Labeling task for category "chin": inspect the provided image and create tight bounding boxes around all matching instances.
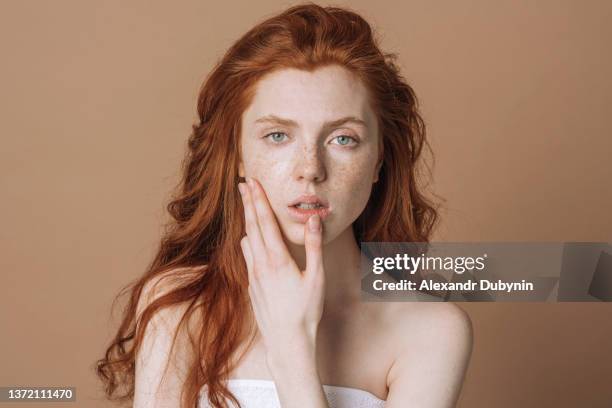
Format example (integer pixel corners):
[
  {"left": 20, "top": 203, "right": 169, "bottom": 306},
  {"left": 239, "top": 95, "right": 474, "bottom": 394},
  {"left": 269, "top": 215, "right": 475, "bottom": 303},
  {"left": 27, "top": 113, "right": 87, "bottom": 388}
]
[
  {"left": 285, "top": 235, "right": 306, "bottom": 246},
  {"left": 283, "top": 225, "right": 307, "bottom": 245}
]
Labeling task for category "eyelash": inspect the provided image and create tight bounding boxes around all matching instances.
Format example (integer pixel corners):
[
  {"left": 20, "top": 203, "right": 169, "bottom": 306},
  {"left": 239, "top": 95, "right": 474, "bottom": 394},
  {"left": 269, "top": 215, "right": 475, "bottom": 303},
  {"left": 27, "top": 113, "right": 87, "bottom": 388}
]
[{"left": 263, "top": 132, "right": 359, "bottom": 147}]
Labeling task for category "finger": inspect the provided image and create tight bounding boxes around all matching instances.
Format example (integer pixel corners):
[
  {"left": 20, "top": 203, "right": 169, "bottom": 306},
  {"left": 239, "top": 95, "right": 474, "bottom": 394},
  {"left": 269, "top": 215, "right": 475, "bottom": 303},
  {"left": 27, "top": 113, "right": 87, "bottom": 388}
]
[
  {"left": 241, "top": 236, "right": 262, "bottom": 301},
  {"left": 247, "top": 177, "right": 293, "bottom": 266},
  {"left": 240, "top": 235, "right": 254, "bottom": 278},
  {"left": 239, "top": 182, "right": 266, "bottom": 260},
  {"left": 304, "top": 214, "right": 324, "bottom": 281}
]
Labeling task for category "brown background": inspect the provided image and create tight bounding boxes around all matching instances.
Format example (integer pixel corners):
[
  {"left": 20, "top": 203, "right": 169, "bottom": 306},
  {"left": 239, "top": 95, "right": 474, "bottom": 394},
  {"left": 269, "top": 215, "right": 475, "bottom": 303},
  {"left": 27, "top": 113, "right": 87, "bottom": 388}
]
[{"left": 1, "top": 0, "right": 610, "bottom": 407}]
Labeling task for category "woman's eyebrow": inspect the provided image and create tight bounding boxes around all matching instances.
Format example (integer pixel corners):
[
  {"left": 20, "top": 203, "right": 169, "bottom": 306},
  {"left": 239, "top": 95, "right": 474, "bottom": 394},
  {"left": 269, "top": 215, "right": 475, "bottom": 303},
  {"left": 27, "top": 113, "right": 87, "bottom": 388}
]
[{"left": 254, "top": 114, "right": 367, "bottom": 129}]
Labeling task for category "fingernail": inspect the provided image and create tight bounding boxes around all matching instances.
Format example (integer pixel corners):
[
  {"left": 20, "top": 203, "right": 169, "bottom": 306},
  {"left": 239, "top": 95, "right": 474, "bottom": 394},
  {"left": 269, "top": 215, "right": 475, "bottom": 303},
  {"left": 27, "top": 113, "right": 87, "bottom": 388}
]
[
  {"left": 308, "top": 215, "right": 321, "bottom": 232},
  {"left": 238, "top": 183, "right": 245, "bottom": 196}
]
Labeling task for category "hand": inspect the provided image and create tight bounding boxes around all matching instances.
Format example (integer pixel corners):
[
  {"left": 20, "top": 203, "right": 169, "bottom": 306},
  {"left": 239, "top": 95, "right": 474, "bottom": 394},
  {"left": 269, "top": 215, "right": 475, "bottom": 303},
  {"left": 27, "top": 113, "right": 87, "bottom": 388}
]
[{"left": 238, "top": 177, "right": 325, "bottom": 353}]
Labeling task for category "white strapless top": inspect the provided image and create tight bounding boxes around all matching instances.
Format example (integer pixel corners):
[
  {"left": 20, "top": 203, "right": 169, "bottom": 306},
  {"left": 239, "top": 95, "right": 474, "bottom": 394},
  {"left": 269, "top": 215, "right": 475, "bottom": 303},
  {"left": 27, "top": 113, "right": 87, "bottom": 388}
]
[{"left": 198, "top": 379, "right": 386, "bottom": 408}]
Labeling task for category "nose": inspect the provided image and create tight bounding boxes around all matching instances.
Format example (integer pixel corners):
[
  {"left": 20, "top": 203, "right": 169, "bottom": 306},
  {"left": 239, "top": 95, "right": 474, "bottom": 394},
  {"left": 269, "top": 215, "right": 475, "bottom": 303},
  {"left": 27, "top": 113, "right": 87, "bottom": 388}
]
[{"left": 293, "top": 143, "right": 326, "bottom": 183}]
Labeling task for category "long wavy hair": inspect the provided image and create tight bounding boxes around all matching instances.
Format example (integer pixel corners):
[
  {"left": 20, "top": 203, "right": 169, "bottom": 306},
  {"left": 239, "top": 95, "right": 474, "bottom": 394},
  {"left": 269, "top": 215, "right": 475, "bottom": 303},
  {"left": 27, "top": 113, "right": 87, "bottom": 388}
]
[{"left": 96, "top": 3, "right": 440, "bottom": 408}]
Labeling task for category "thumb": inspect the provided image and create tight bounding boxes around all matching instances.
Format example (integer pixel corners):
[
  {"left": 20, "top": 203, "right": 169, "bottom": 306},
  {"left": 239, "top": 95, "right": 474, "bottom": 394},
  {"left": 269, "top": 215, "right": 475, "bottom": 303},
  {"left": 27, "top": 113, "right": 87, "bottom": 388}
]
[{"left": 304, "top": 215, "right": 323, "bottom": 280}]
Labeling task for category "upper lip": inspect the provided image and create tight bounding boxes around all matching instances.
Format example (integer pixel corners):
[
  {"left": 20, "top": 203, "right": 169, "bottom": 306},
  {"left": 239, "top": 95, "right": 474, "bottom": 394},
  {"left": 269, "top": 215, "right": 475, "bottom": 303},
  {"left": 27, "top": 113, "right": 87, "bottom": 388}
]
[{"left": 288, "top": 194, "right": 329, "bottom": 207}]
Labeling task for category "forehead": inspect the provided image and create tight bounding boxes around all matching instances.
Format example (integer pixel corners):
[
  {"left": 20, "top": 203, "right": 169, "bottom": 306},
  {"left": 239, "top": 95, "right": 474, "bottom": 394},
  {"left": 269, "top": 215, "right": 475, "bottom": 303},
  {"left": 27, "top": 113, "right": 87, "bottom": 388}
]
[{"left": 242, "top": 65, "right": 376, "bottom": 127}]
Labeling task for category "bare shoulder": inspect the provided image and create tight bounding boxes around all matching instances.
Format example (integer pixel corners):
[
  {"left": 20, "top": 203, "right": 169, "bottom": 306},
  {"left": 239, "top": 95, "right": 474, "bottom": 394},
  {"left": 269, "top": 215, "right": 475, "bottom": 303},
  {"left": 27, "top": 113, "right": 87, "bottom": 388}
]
[
  {"left": 133, "top": 266, "right": 205, "bottom": 408},
  {"left": 136, "top": 266, "right": 205, "bottom": 327},
  {"left": 377, "top": 301, "right": 473, "bottom": 407},
  {"left": 393, "top": 301, "right": 472, "bottom": 343},
  {"left": 137, "top": 266, "right": 204, "bottom": 313},
  {"left": 135, "top": 264, "right": 206, "bottom": 354}
]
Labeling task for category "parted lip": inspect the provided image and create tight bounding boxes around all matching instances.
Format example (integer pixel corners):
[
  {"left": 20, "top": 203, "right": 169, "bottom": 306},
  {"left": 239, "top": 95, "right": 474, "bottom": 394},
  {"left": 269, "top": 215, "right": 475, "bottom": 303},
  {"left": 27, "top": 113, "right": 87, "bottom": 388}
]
[{"left": 288, "top": 194, "right": 329, "bottom": 207}]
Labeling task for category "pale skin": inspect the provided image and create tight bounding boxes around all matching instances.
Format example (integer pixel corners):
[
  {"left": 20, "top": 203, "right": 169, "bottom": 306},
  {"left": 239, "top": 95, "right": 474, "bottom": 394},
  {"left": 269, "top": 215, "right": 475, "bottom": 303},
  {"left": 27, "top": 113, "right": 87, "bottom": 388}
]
[{"left": 133, "top": 65, "right": 472, "bottom": 407}]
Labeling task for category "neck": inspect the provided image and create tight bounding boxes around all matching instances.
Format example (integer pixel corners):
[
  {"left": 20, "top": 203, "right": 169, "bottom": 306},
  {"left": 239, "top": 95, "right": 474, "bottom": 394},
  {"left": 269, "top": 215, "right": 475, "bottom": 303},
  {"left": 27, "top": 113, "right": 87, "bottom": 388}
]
[{"left": 286, "top": 226, "right": 364, "bottom": 315}]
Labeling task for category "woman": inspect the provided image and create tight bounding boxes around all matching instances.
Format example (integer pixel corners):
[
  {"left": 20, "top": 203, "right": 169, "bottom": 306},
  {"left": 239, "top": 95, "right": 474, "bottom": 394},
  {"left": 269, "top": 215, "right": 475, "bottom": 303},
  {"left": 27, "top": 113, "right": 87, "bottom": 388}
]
[{"left": 96, "top": 4, "right": 472, "bottom": 408}]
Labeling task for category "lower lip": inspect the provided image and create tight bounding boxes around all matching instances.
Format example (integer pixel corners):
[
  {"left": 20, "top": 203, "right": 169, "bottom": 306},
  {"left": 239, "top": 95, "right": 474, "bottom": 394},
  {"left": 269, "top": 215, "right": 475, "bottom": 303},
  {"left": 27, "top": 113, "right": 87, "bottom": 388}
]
[{"left": 287, "top": 205, "right": 331, "bottom": 223}]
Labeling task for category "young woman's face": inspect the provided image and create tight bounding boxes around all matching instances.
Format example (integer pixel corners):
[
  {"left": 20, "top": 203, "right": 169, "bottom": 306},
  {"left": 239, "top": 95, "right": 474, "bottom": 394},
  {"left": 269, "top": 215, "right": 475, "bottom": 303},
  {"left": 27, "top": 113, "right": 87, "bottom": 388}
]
[{"left": 239, "top": 65, "right": 380, "bottom": 245}]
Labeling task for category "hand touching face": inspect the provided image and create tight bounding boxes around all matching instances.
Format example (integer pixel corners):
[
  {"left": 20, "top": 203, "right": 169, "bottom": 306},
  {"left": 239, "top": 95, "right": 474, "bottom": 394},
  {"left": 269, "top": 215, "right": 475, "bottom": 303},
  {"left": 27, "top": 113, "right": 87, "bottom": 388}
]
[
  {"left": 238, "top": 177, "right": 325, "bottom": 348},
  {"left": 239, "top": 65, "right": 381, "bottom": 245}
]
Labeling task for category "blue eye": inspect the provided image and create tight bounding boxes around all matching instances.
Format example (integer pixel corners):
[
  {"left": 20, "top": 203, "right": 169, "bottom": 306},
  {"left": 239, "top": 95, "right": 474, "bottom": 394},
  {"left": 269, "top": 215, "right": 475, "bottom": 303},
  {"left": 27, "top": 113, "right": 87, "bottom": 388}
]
[
  {"left": 265, "top": 132, "right": 288, "bottom": 143},
  {"left": 332, "top": 135, "right": 357, "bottom": 146}
]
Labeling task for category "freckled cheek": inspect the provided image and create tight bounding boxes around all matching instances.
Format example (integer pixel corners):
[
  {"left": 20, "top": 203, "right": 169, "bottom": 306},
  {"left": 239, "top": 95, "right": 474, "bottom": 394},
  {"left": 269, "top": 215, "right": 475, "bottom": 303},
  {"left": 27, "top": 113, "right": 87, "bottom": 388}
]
[
  {"left": 329, "top": 164, "right": 375, "bottom": 217},
  {"left": 244, "top": 154, "right": 291, "bottom": 211}
]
